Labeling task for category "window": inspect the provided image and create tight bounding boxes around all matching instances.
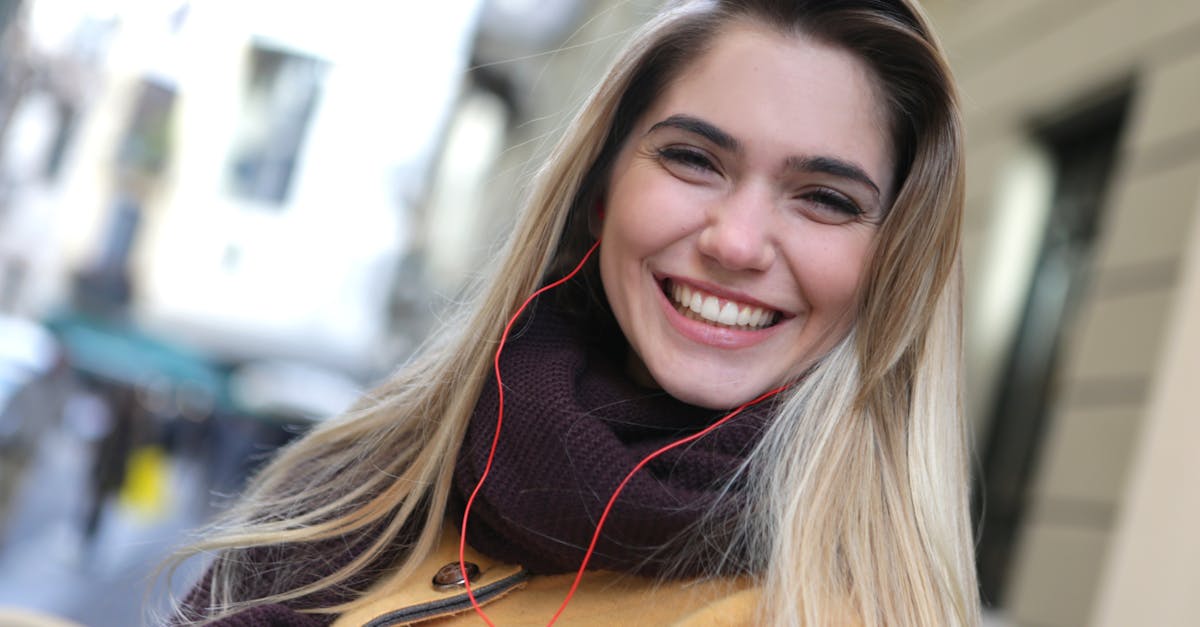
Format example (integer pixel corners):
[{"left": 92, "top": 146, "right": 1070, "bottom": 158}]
[
  {"left": 117, "top": 79, "right": 175, "bottom": 176},
  {"left": 227, "top": 43, "right": 327, "bottom": 205}
]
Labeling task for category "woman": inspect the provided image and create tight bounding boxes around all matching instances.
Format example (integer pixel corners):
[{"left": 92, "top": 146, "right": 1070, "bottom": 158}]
[{"left": 173, "top": 0, "right": 977, "bottom": 624}]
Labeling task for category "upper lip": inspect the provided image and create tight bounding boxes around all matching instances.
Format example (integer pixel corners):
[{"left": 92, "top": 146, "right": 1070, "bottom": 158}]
[{"left": 658, "top": 274, "right": 794, "bottom": 317}]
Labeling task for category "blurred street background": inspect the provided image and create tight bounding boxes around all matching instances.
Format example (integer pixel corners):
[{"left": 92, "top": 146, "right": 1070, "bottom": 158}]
[{"left": 1, "top": 1, "right": 1198, "bottom": 626}]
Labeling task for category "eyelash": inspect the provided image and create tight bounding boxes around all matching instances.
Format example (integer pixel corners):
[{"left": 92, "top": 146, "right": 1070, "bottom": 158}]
[
  {"left": 657, "top": 145, "right": 865, "bottom": 221},
  {"left": 657, "top": 146, "right": 717, "bottom": 172},
  {"left": 801, "top": 188, "right": 863, "bottom": 219}
]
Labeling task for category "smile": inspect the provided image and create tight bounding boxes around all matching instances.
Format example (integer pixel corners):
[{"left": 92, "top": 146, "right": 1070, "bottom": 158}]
[{"left": 663, "top": 279, "right": 780, "bottom": 330}]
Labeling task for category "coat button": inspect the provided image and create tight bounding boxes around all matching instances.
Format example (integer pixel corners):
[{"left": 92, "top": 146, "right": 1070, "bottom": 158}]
[{"left": 432, "top": 561, "right": 480, "bottom": 590}]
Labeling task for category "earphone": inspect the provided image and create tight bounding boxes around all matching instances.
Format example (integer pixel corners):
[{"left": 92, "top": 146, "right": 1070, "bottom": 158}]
[{"left": 457, "top": 237, "right": 788, "bottom": 625}]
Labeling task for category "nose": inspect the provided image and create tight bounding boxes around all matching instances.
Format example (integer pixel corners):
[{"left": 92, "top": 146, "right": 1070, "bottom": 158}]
[{"left": 696, "top": 188, "right": 776, "bottom": 272}]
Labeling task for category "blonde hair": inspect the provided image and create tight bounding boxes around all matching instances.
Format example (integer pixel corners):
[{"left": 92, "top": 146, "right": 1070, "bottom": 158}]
[{"left": 171, "top": 1, "right": 977, "bottom": 624}]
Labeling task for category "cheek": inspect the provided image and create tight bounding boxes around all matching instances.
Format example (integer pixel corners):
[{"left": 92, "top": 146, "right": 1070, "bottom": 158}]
[
  {"left": 597, "top": 195, "right": 653, "bottom": 308},
  {"left": 789, "top": 230, "right": 874, "bottom": 312},
  {"left": 603, "top": 184, "right": 687, "bottom": 264}
]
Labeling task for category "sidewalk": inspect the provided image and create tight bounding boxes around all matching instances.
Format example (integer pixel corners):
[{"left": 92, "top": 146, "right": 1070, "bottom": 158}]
[{"left": 0, "top": 430, "right": 213, "bottom": 627}]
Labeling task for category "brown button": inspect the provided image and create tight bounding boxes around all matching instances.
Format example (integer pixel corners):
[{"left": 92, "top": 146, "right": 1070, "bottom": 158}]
[{"left": 432, "top": 561, "right": 480, "bottom": 590}]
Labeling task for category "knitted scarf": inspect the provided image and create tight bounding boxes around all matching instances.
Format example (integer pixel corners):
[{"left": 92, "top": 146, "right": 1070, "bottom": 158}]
[{"left": 449, "top": 301, "right": 772, "bottom": 577}]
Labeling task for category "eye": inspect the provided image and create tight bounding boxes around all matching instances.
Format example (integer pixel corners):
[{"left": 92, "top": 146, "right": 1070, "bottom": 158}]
[
  {"left": 796, "top": 187, "right": 864, "bottom": 225},
  {"left": 656, "top": 146, "right": 719, "bottom": 177}
]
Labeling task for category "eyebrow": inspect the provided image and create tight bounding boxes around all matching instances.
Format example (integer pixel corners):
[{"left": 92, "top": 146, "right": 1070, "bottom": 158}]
[
  {"left": 647, "top": 114, "right": 740, "bottom": 152},
  {"left": 646, "top": 114, "right": 883, "bottom": 199},
  {"left": 785, "top": 155, "right": 882, "bottom": 198}
]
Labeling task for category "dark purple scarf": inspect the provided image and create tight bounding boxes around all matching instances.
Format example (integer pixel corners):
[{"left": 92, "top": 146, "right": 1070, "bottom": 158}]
[{"left": 449, "top": 301, "right": 771, "bottom": 576}]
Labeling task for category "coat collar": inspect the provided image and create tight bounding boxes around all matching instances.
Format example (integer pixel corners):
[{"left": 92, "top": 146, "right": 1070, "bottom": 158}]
[{"left": 333, "top": 523, "right": 759, "bottom": 626}]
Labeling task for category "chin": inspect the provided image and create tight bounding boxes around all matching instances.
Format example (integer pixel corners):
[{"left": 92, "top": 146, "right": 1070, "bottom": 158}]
[{"left": 656, "top": 374, "right": 772, "bottom": 411}]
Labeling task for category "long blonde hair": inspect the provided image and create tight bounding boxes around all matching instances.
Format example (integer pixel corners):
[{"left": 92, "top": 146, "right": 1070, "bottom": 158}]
[{"left": 172, "top": 1, "right": 977, "bottom": 624}]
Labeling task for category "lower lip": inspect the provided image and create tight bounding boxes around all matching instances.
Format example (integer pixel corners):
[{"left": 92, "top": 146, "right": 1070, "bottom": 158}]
[{"left": 657, "top": 285, "right": 784, "bottom": 349}]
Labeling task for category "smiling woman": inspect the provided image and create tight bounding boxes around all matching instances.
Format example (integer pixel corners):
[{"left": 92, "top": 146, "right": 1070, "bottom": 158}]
[
  {"left": 170, "top": 2, "right": 977, "bottom": 626},
  {"left": 600, "top": 24, "right": 889, "bottom": 408}
]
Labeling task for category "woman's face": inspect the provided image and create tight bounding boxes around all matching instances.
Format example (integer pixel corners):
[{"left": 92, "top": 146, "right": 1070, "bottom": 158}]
[{"left": 598, "top": 23, "right": 895, "bottom": 409}]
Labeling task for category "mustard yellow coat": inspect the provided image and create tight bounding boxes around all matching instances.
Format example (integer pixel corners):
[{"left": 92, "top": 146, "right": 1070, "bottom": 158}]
[{"left": 332, "top": 525, "right": 759, "bottom": 626}]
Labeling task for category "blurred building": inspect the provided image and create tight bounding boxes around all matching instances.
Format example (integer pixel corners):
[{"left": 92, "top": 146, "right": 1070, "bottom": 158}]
[
  {"left": 416, "top": 0, "right": 660, "bottom": 290},
  {"left": 0, "top": 0, "right": 652, "bottom": 378},
  {"left": 925, "top": 1, "right": 1200, "bottom": 625},
  {"left": 0, "top": 1, "right": 484, "bottom": 378}
]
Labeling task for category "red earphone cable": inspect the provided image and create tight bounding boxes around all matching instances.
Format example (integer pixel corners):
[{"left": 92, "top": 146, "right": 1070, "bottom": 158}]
[
  {"left": 459, "top": 237, "right": 788, "bottom": 625},
  {"left": 460, "top": 239, "right": 602, "bottom": 626}
]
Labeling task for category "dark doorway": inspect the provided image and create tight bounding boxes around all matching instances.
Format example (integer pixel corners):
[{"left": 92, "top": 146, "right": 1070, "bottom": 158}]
[{"left": 975, "top": 91, "right": 1131, "bottom": 607}]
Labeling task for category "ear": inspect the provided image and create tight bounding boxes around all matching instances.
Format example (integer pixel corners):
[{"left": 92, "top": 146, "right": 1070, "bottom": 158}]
[{"left": 587, "top": 197, "right": 605, "bottom": 239}]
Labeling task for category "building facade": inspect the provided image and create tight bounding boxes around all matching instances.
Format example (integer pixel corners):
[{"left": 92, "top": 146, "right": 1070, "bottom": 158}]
[{"left": 924, "top": 1, "right": 1200, "bottom": 625}]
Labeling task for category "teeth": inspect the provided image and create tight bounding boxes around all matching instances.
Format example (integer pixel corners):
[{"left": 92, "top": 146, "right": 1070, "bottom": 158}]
[
  {"left": 718, "top": 302, "right": 739, "bottom": 325},
  {"left": 665, "top": 280, "right": 777, "bottom": 330}
]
